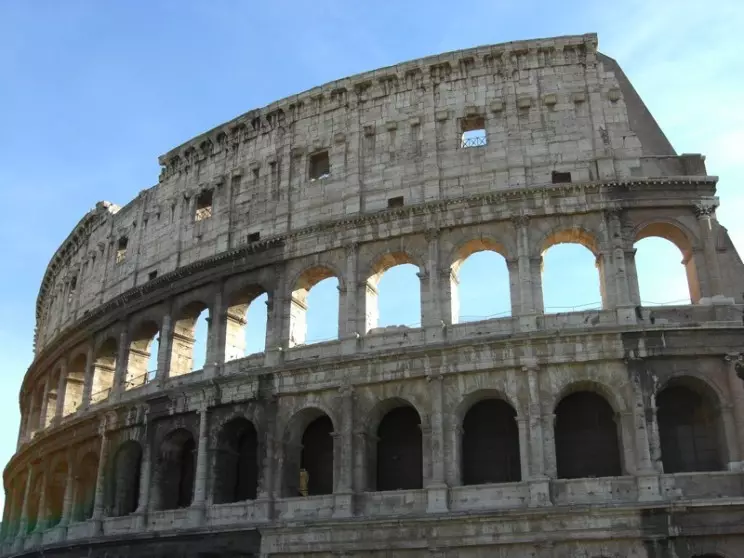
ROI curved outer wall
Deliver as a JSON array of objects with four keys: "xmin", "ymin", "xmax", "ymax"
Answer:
[{"xmin": 4, "ymin": 32, "xmax": 744, "ymax": 558}]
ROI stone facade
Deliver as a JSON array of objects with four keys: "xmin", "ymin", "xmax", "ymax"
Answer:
[{"xmin": 3, "ymin": 33, "xmax": 744, "ymax": 558}]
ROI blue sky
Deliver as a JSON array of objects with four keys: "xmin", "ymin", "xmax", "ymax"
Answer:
[{"xmin": 1, "ymin": 1, "xmax": 742, "ymax": 511}]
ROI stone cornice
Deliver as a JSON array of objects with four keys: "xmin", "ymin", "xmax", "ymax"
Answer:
[{"xmin": 27, "ymin": 176, "xmax": 718, "ymax": 396}]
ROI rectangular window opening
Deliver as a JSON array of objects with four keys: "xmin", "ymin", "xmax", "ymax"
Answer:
[
  {"xmin": 387, "ymin": 196, "xmax": 404, "ymax": 208},
  {"xmin": 116, "ymin": 237, "xmax": 128, "ymax": 264},
  {"xmin": 460, "ymin": 117, "xmax": 487, "ymax": 148},
  {"xmin": 68, "ymin": 275, "xmax": 78, "ymax": 303},
  {"xmin": 552, "ymin": 171, "xmax": 572, "ymax": 184},
  {"xmin": 195, "ymin": 189, "xmax": 214, "ymax": 222},
  {"xmin": 309, "ymin": 151, "xmax": 330, "ymax": 181},
  {"xmin": 148, "ymin": 270, "xmax": 158, "ymax": 281},
  {"xmin": 248, "ymin": 232, "xmax": 261, "ymax": 242}
]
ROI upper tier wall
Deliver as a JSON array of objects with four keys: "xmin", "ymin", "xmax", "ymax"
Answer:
[{"xmin": 33, "ymin": 33, "xmax": 704, "ymax": 354}]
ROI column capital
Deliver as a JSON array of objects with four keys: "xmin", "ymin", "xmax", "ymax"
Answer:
[
  {"xmin": 511, "ymin": 214, "xmax": 530, "ymax": 228},
  {"xmin": 694, "ymin": 199, "xmax": 718, "ymax": 219}
]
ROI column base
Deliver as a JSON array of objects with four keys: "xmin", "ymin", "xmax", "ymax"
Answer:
[
  {"xmin": 49, "ymin": 523, "xmax": 68, "ymax": 544},
  {"xmin": 528, "ymin": 478, "xmax": 552, "ymax": 507},
  {"xmin": 426, "ymin": 484, "xmax": 449, "ymax": 513},
  {"xmin": 89, "ymin": 517, "xmax": 104, "ymax": 537},
  {"xmin": 517, "ymin": 315, "xmax": 538, "ymax": 333},
  {"xmin": 28, "ymin": 529, "xmax": 42, "ymax": 548},
  {"xmin": 728, "ymin": 461, "xmax": 744, "ymax": 472},
  {"xmin": 265, "ymin": 348, "xmax": 283, "ymax": 367},
  {"xmin": 12, "ymin": 534, "xmax": 25, "ymax": 553},
  {"xmin": 637, "ymin": 473, "xmax": 662, "ymax": 502},
  {"xmin": 132, "ymin": 510, "xmax": 148, "ymax": 531},
  {"xmin": 424, "ymin": 324, "xmax": 447, "ymax": 344},
  {"xmin": 332, "ymin": 492, "xmax": 354, "ymax": 518},
  {"xmin": 340, "ymin": 335, "xmax": 360, "ymax": 356},
  {"xmin": 188, "ymin": 504, "xmax": 207, "ymax": 528},
  {"xmin": 254, "ymin": 497, "xmax": 274, "ymax": 522}
]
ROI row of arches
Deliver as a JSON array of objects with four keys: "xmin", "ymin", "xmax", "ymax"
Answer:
[{"xmin": 19, "ymin": 379, "xmax": 727, "ymax": 529}]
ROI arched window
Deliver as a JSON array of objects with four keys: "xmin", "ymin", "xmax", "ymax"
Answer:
[
  {"xmin": 42, "ymin": 369, "xmax": 60, "ymax": 429},
  {"xmin": 289, "ymin": 267, "xmax": 339, "ymax": 346},
  {"xmin": 542, "ymin": 229, "xmax": 603, "ymax": 313},
  {"xmin": 555, "ymin": 391, "xmax": 621, "ymax": 479},
  {"xmin": 366, "ymin": 253, "xmax": 421, "ymax": 332},
  {"xmin": 45, "ymin": 461, "xmax": 68, "ymax": 527},
  {"xmin": 110, "ymin": 441, "xmax": 142, "ymax": 516},
  {"xmin": 91, "ymin": 338, "xmax": 117, "ymax": 404},
  {"xmin": 462, "ymin": 399, "xmax": 520, "ymax": 484},
  {"xmin": 213, "ymin": 418, "xmax": 259, "ymax": 504},
  {"xmin": 281, "ymin": 409, "xmax": 334, "ymax": 497},
  {"xmin": 63, "ymin": 353, "xmax": 86, "ymax": 416},
  {"xmin": 376, "ymin": 405, "xmax": 422, "ymax": 491},
  {"xmin": 157, "ymin": 429, "xmax": 196, "ymax": 510},
  {"xmin": 170, "ymin": 301, "xmax": 209, "ymax": 376},
  {"xmin": 451, "ymin": 240, "xmax": 511, "ymax": 322},
  {"xmin": 127, "ymin": 321, "xmax": 160, "ymax": 389},
  {"xmin": 224, "ymin": 285, "xmax": 268, "ymax": 360},
  {"xmin": 634, "ymin": 223, "xmax": 696, "ymax": 305},
  {"xmin": 657, "ymin": 382, "xmax": 724, "ymax": 473},
  {"xmin": 74, "ymin": 452, "xmax": 98, "ymax": 521}
]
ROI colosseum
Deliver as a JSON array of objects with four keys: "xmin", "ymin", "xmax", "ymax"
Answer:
[{"xmin": 2, "ymin": 32, "xmax": 744, "ymax": 558}]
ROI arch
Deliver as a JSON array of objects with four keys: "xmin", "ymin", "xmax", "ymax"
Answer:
[
  {"xmin": 91, "ymin": 337, "xmax": 117, "ymax": 404},
  {"xmin": 213, "ymin": 417, "xmax": 259, "ymax": 504},
  {"xmin": 224, "ymin": 284, "xmax": 268, "ymax": 360},
  {"xmin": 555, "ymin": 391, "xmax": 622, "ymax": 479},
  {"xmin": 450, "ymin": 238, "xmax": 512, "ymax": 323},
  {"xmin": 44, "ymin": 459, "xmax": 68, "ymax": 527},
  {"xmin": 63, "ymin": 352, "xmax": 86, "ymax": 416},
  {"xmin": 170, "ymin": 300, "xmax": 210, "ymax": 377},
  {"xmin": 657, "ymin": 377, "xmax": 725, "ymax": 473},
  {"xmin": 461, "ymin": 398, "xmax": 521, "ymax": 485},
  {"xmin": 365, "ymin": 252, "xmax": 422, "ymax": 332},
  {"xmin": 73, "ymin": 452, "xmax": 98, "ymax": 521},
  {"xmin": 634, "ymin": 221, "xmax": 699, "ymax": 304},
  {"xmin": 126, "ymin": 320, "xmax": 160, "ymax": 389},
  {"xmin": 281, "ymin": 407, "xmax": 335, "ymax": 497},
  {"xmin": 156, "ymin": 428, "xmax": 196, "ymax": 510},
  {"xmin": 375, "ymin": 402, "xmax": 422, "ymax": 491},
  {"xmin": 541, "ymin": 227, "xmax": 604, "ymax": 312},
  {"xmin": 551, "ymin": 379, "xmax": 628, "ymax": 417},
  {"xmin": 110, "ymin": 440, "xmax": 142, "ymax": 516},
  {"xmin": 289, "ymin": 265, "xmax": 340, "ymax": 347}
]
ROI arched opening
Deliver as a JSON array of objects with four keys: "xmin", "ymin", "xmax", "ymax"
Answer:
[
  {"xmin": 156, "ymin": 428, "xmax": 196, "ymax": 510},
  {"xmin": 451, "ymin": 240, "xmax": 511, "ymax": 323},
  {"xmin": 541, "ymin": 230, "xmax": 603, "ymax": 313},
  {"xmin": 42, "ymin": 369, "xmax": 60, "ymax": 429},
  {"xmin": 45, "ymin": 461, "xmax": 68, "ymax": 527},
  {"xmin": 225, "ymin": 286, "xmax": 268, "ymax": 360},
  {"xmin": 126, "ymin": 321, "xmax": 160, "ymax": 389},
  {"xmin": 28, "ymin": 386, "xmax": 43, "ymax": 437},
  {"xmin": 289, "ymin": 267, "xmax": 339, "ymax": 346},
  {"xmin": 462, "ymin": 399, "xmax": 520, "ymax": 484},
  {"xmin": 282, "ymin": 409, "xmax": 334, "ymax": 497},
  {"xmin": 73, "ymin": 452, "xmax": 98, "ymax": 521},
  {"xmin": 170, "ymin": 301, "xmax": 209, "ymax": 376},
  {"xmin": 366, "ymin": 253, "xmax": 421, "ymax": 332},
  {"xmin": 376, "ymin": 404, "xmax": 422, "ymax": 491},
  {"xmin": 555, "ymin": 391, "xmax": 622, "ymax": 479},
  {"xmin": 213, "ymin": 418, "xmax": 259, "ymax": 504},
  {"xmin": 63, "ymin": 353, "xmax": 86, "ymax": 416},
  {"xmin": 635, "ymin": 223, "xmax": 696, "ymax": 305},
  {"xmin": 91, "ymin": 337, "xmax": 117, "ymax": 404},
  {"xmin": 110, "ymin": 441, "xmax": 142, "ymax": 516},
  {"xmin": 657, "ymin": 380, "xmax": 724, "ymax": 473}
]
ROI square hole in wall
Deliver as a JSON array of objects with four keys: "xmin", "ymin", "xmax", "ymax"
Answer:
[
  {"xmin": 551, "ymin": 171, "xmax": 572, "ymax": 184},
  {"xmin": 195, "ymin": 189, "xmax": 213, "ymax": 221},
  {"xmin": 148, "ymin": 270, "xmax": 158, "ymax": 281},
  {"xmin": 115, "ymin": 237, "xmax": 128, "ymax": 264},
  {"xmin": 309, "ymin": 150, "xmax": 330, "ymax": 181},
  {"xmin": 248, "ymin": 232, "xmax": 261, "ymax": 242},
  {"xmin": 460, "ymin": 116, "xmax": 487, "ymax": 148},
  {"xmin": 387, "ymin": 196, "xmax": 404, "ymax": 208}
]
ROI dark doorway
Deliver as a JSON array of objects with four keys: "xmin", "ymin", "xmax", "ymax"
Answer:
[
  {"xmin": 158, "ymin": 429, "xmax": 196, "ymax": 510},
  {"xmin": 555, "ymin": 391, "xmax": 622, "ymax": 479},
  {"xmin": 376, "ymin": 405, "xmax": 422, "ymax": 491},
  {"xmin": 300, "ymin": 415, "xmax": 334, "ymax": 495},
  {"xmin": 111, "ymin": 441, "xmax": 142, "ymax": 516},
  {"xmin": 657, "ymin": 384, "xmax": 723, "ymax": 473},
  {"xmin": 214, "ymin": 418, "xmax": 259, "ymax": 503},
  {"xmin": 462, "ymin": 399, "xmax": 521, "ymax": 484}
]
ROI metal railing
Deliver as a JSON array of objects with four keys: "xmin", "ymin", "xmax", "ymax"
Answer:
[
  {"xmin": 90, "ymin": 387, "xmax": 111, "ymax": 404},
  {"xmin": 124, "ymin": 370, "xmax": 158, "ymax": 391},
  {"xmin": 460, "ymin": 135, "xmax": 487, "ymax": 148}
]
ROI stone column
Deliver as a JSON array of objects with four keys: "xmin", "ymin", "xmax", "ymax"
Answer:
[
  {"xmin": 426, "ymin": 373, "xmax": 448, "ymax": 513},
  {"xmin": 190, "ymin": 405, "xmax": 210, "ymax": 526},
  {"xmin": 524, "ymin": 364, "xmax": 550, "ymax": 506},
  {"xmin": 606, "ymin": 210, "xmax": 633, "ymax": 312},
  {"xmin": 255, "ymin": 408, "xmax": 276, "ymax": 520},
  {"xmin": 24, "ymin": 393, "xmax": 35, "ymax": 442},
  {"xmin": 333, "ymin": 385, "xmax": 354, "ymax": 518},
  {"xmin": 694, "ymin": 202, "xmax": 723, "ymax": 297},
  {"xmin": 646, "ymin": 397, "xmax": 663, "ymax": 472},
  {"xmin": 90, "ymin": 423, "xmax": 110, "ymax": 534},
  {"xmin": 512, "ymin": 216, "xmax": 537, "ymax": 323},
  {"xmin": 59, "ymin": 449, "xmax": 75, "ymax": 529},
  {"xmin": 156, "ymin": 310, "xmax": 173, "ymax": 384},
  {"xmin": 631, "ymin": 375, "xmax": 661, "ymax": 501},
  {"xmin": 1, "ymin": 486, "xmax": 11, "ymax": 542},
  {"xmin": 111, "ymin": 328, "xmax": 130, "ymax": 400},
  {"xmin": 542, "ymin": 413, "xmax": 557, "ymax": 479},
  {"xmin": 339, "ymin": 243, "xmax": 360, "ymax": 340},
  {"xmin": 724, "ymin": 353, "xmax": 744, "ymax": 469},
  {"xmin": 81, "ymin": 344, "xmax": 95, "ymax": 409},
  {"xmin": 204, "ymin": 288, "xmax": 225, "ymax": 377},
  {"xmin": 720, "ymin": 403, "xmax": 741, "ymax": 467},
  {"xmin": 30, "ymin": 466, "xmax": 47, "ymax": 543},
  {"xmin": 530, "ymin": 256, "xmax": 545, "ymax": 314},
  {"xmin": 53, "ymin": 360, "xmax": 67, "ymax": 425},
  {"xmin": 625, "ymin": 248, "xmax": 641, "ymax": 306},
  {"xmin": 133, "ymin": 432, "xmax": 152, "ymax": 529},
  {"xmin": 38, "ymin": 376, "xmax": 51, "ymax": 431},
  {"xmin": 352, "ymin": 430, "xmax": 368, "ymax": 493},
  {"xmin": 14, "ymin": 464, "xmax": 34, "ymax": 548},
  {"xmin": 420, "ymin": 229, "xmax": 449, "ymax": 337},
  {"xmin": 265, "ymin": 265, "xmax": 287, "ymax": 366},
  {"xmin": 618, "ymin": 410, "xmax": 637, "ymax": 475}
]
